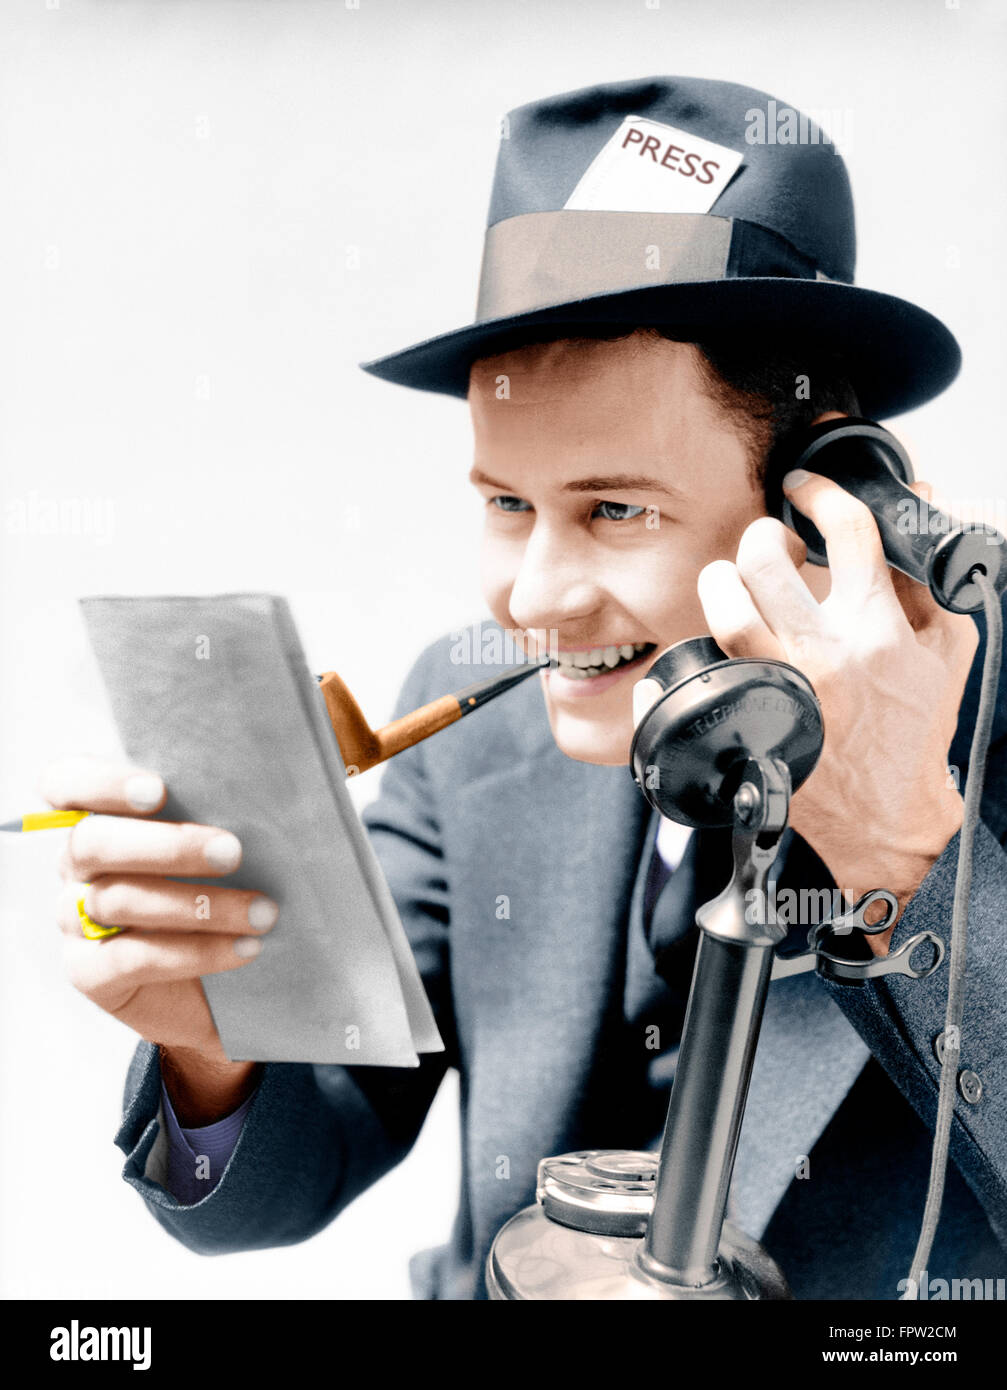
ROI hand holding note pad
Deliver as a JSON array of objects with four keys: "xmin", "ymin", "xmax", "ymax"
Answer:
[{"xmin": 80, "ymin": 594, "xmax": 443, "ymax": 1067}]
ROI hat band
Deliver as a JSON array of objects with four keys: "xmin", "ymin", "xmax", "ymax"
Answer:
[{"xmin": 475, "ymin": 211, "xmax": 836, "ymax": 322}]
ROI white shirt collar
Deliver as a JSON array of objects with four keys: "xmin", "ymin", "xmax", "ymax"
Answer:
[{"xmin": 655, "ymin": 815, "xmax": 694, "ymax": 873}]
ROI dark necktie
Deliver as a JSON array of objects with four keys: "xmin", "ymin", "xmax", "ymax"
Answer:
[
  {"xmin": 623, "ymin": 829, "xmax": 697, "ymax": 1028},
  {"xmin": 624, "ymin": 824, "xmax": 735, "ymax": 1096}
]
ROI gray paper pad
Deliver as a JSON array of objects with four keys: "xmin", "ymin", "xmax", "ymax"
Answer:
[{"xmin": 80, "ymin": 593, "xmax": 443, "ymax": 1066}]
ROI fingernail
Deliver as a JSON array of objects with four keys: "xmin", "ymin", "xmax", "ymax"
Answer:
[
  {"xmin": 125, "ymin": 773, "xmax": 164, "ymax": 812},
  {"xmin": 782, "ymin": 469, "xmax": 812, "ymax": 491},
  {"xmin": 233, "ymin": 936, "xmax": 262, "ymax": 959},
  {"xmin": 247, "ymin": 896, "xmax": 279, "ymax": 930},
  {"xmin": 205, "ymin": 832, "xmax": 242, "ymax": 871}
]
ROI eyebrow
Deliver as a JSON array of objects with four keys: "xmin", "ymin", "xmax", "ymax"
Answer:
[{"xmin": 469, "ymin": 468, "xmax": 687, "ymax": 501}]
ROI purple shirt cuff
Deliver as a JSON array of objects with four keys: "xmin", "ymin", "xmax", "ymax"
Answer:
[{"xmin": 160, "ymin": 1081, "xmax": 256, "ymax": 1205}]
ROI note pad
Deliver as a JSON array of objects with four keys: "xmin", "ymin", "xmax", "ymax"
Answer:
[{"xmin": 80, "ymin": 593, "xmax": 443, "ymax": 1067}]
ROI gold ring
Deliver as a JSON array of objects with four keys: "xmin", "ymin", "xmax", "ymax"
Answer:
[{"xmin": 76, "ymin": 887, "xmax": 123, "ymax": 941}]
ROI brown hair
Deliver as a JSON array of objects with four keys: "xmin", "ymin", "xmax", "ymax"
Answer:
[{"xmin": 684, "ymin": 333, "xmax": 861, "ymax": 486}]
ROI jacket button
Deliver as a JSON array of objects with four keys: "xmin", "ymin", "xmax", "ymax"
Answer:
[
  {"xmin": 958, "ymin": 1070, "xmax": 983, "ymax": 1105},
  {"xmin": 932, "ymin": 1029, "xmax": 963, "ymax": 1067},
  {"xmin": 932, "ymin": 1031, "xmax": 962, "ymax": 1065}
]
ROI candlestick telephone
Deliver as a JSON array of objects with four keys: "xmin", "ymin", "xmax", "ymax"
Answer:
[{"xmin": 488, "ymin": 416, "xmax": 1006, "ymax": 1300}]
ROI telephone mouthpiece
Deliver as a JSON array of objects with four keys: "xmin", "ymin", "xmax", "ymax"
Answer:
[{"xmin": 629, "ymin": 637, "xmax": 824, "ymax": 827}]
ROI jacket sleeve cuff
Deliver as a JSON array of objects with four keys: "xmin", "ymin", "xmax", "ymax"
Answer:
[
  {"xmin": 114, "ymin": 1040, "xmax": 402, "ymax": 1254},
  {"xmin": 822, "ymin": 820, "xmax": 1007, "ymax": 1239}
]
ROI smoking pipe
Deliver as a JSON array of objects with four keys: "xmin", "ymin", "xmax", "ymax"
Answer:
[{"xmin": 317, "ymin": 661, "xmax": 547, "ymax": 774}]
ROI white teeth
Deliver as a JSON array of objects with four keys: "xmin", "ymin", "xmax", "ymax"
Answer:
[{"xmin": 553, "ymin": 642, "xmax": 655, "ymax": 681}]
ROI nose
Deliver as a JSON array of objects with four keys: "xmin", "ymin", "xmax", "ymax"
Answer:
[{"xmin": 505, "ymin": 517, "xmax": 607, "ymax": 633}]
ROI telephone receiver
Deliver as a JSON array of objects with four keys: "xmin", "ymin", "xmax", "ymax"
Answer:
[
  {"xmin": 764, "ymin": 414, "xmax": 1006, "ymax": 614},
  {"xmin": 631, "ymin": 415, "xmax": 1007, "ymax": 828}
]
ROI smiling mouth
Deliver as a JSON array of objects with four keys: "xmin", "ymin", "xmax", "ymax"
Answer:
[{"xmin": 549, "ymin": 642, "xmax": 657, "ymax": 680}]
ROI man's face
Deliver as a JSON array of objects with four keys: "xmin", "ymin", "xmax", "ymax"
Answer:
[{"xmin": 469, "ymin": 332, "xmax": 772, "ymax": 766}]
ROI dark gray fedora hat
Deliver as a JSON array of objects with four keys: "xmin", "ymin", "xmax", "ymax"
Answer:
[{"xmin": 360, "ymin": 76, "xmax": 960, "ymax": 419}]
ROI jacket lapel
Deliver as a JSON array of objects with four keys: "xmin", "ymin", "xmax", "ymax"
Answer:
[{"xmin": 444, "ymin": 681, "xmax": 650, "ymax": 1253}]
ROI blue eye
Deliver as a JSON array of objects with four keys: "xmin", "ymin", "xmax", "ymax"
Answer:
[
  {"xmin": 594, "ymin": 501, "xmax": 646, "ymax": 521},
  {"xmin": 491, "ymin": 495, "xmax": 532, "ymax": 513}
]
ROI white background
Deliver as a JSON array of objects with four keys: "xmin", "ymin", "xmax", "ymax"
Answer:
[{"xmin": 1, "ymin": 0, "xmax": 1004, "ymax": 1299}]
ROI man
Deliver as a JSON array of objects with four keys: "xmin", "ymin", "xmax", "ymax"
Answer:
[{"xmin": 45, "ymin": 78, "xmax": 1006, "ymax": 1299}]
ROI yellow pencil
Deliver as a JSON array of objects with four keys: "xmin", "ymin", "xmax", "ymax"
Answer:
[{"xmin": 0, "ymin": 810, "xmax": 91, "ymax": 832}]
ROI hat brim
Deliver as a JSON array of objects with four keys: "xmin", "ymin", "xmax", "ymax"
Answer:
[{"xmin": 359, "ymin": 278, "xmax": 960, "ymax": 420}]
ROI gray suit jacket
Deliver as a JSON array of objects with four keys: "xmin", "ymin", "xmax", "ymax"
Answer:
[{"xmin": 115, "ymin": 608, "xmax": 1007, "ymax": 1299}]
